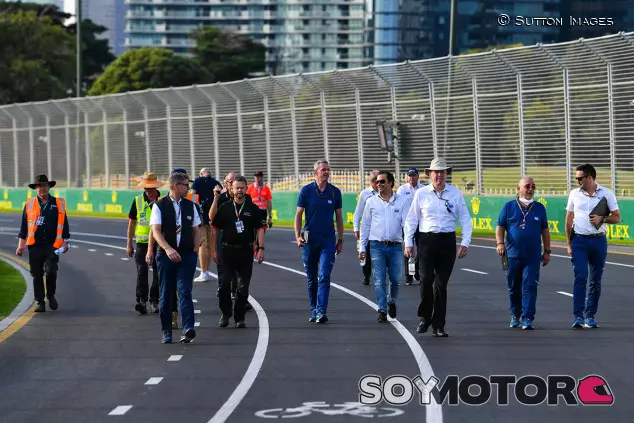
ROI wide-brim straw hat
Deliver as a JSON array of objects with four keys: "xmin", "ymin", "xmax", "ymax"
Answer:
[
  {"xmin": 424, "ymin": 158, "xmax": 452, "ymax": 176},
  {"xmin": 137, "ymin": 172, "xmax": 161, "ymax": 189}
]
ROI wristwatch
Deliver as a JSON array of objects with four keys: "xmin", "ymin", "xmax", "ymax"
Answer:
[
  {"xmin": 543, "ymin": 250, "xmax": 551, "ymax": 254},
  {"xmin": 258, "ymin": 247, "xmax": 265, "ymax": 251}
]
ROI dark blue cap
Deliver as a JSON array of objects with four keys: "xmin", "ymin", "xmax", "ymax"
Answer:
[
  {"xmin": 171, "ymin": 168, "xmax": 187, "ymax": 175},
  {"xmin": 407, "ymin": 168, "xmax": 419, "ymax": 176}
]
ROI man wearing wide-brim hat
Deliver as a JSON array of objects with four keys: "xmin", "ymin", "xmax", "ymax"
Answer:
[
  {"xmin": 17, "ymin": 174, "xmax": 71, "ymax": 312},
  {"xmin": 126, "ymin": 172, "xmax": 162, "ymax": 316},
  {"xmin": 404, "ymin": 158, "xmax": 473, "ymax": 337}
]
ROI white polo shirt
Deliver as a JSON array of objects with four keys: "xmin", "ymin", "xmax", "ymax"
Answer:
[
  {"xmin": 359, "ymin": 192, "xmax": 410, "ymax": 252},
  {"xmin": 566, "ymin": 183, "xmax": 618, "ymax": 235}
]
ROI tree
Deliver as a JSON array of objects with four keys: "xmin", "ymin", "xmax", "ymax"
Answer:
[
  {"xmin": 190, "ymin": 26, "xmax": 266, "ymax": 83},
  {"xmin": 0, "ymin": 10, "xmax": 75, "ymax": 104},
  {"xmin": 88, "ymin": 47, "xmax": 213, "ymax": 96}
]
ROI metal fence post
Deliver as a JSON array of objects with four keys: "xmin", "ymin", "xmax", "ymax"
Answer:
[
  {"xmin": 125, "ymin": 93, "xmax": 151, "ymax": 173},
  {"xmin": 102, "ymin": 106, "xmax": 110, "ymax": 188},
  {"xmin": 24, "ymin": 110, "xmax": 35, "ymax": 184},
  {"xmin": 196, "ymin": 87, "xmax": 220, "ymax": 179},
  {"xmin": 45, "ymin": 114, "xmax": 53, "ymax": 180},
  {"xmin": 173, "ymin": 88, "xmax": 196, "ymax": 177},
  {"xmin": 406, "ymin": 61, "xmax": 438, "ymax": 159},
  {"xmin": 118, "ymin": 99, "xmax": 131, "ymax": 188},
  {"xmin": 0, "ymin": 108, "xmax": 19, "ymax": 187},
  {"xmin": 84, "ymin": 110, "xmax": 91, "ymax": 188},
  {"xmin": 166, "ymin": 105, "xmax": 173, "ymax": 173},
  {"xmin": 220, "ymin": 84, "xmax": 244, "ymax": 176},
  {"xmin": 370, "ymin": 66, "xmax": 399, "ymax": 177},
  {"xmin": 246, "ymin": 80, "xmax": 272, "ymax": 186},
  {"xmin": 270, "ymin": 76, "xmax": 300, "ymax": 189},
  {"xmin": 334, "ymin": 70, "xmax": 364, "ymax": 191},
  {"xmin": 299, "ymin": 74, "xmax": 329, "ymax": 162},
  {"xmin": 471, "ymin": 78, "xmax": 483, "ymax": 195},
  {"xmin": 49, "ymin": 101, "xmax": 72, "ymax": 187}
]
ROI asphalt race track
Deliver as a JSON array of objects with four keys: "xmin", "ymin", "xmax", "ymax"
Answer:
[{"xmin": 0, "ymin": 213, "xmax": 633, "ymax": 423}]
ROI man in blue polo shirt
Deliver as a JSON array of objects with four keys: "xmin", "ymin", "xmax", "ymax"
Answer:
[
  {"xmin": 496, "ymin": 177, "xmax": 551, "ymax": 330},
  {"xmin": 294, "ymin": 160, "xmax": 344, "ymax": 323}
]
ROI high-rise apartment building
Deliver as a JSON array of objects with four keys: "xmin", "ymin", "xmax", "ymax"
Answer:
[{"xmin": 125, "ymin": 0, "xmax": 369, "ymax": 75}]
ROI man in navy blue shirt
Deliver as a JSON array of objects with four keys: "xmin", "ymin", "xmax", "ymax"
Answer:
[
  {"xmin": 294, "ymin": 160, "xmax": 344, "ymax": 323},
  {"xmin": 496, "ymin": 177, "xmax": 551, "ymax": 330}
]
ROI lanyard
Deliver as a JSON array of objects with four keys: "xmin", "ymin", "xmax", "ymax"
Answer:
[
  {"xmin": 39, "ymin": 199, "xmax": 51, "ymax": 216},
  {"xmin": 516, "ymin": 199, "xmax": 534, "ymax": 229},
  {"xmin": 233, "ymin": 201, "xmax": 245, "ymax": 220}
]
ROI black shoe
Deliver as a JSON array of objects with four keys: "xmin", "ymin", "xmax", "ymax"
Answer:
[
  {"xmin": 135, "ymin": 301, "xmax": 148, "ymax": 315},
  {"xmin": 316, "ymin": 315, "xmax": 328, "ymax": 324},
  {"xmin": 414, "ymin": 273, "xmax": 421, "ymax": 282},
  {"xmin": 48, "ymin": 297, "xmax": 58, "ymax": 311},
  {"xmin": 417, "ymin": 319, "xmax": 431, "ymax": 333},
  {"xmin": 405, "ymin": 276, "xmax": 413, "ymax": 286},
  {"xmin": 235, "ymin": 321, "xmax": 246, "ymax": 328},
  {"xmin": 377, "ymin": 311, "xmax": 387, "ymax": 323},
  {"xmin": 387, "ymin": 303, "xmax": 396, "ymax": 319},
  {"xmin": 218, "ymin": 315, "xmax": 230, "ymax": 328},
  {"xmin": 34, "ymin": 302, "xmax": 46, "ymax": 312},
  {"xmin": 245, "ymin": 302, "xmax": 253, "ymax": 311},
  {"xmin": 180, "ymin": 329, "xmax": 196, "ymax": 343},
  {"xmin": 433, "ymin": 327, "xmax": 449, "ymax": 337},
  {"xmin": 363, "ymin": 277, "xmax": 370, "ymax": 285}
]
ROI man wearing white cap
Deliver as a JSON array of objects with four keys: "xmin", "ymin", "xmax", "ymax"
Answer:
[
  {"xmin": 397, "ymin": 168, "xmax": 425, "ymax": 285},
  {"xmin": 404, "ymin": 158, "xmax": 473, "ymax": 337}
]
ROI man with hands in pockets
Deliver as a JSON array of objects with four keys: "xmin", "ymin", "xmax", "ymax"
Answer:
[
  {"xmin": 359, "ymin": 171, "xmax": 409, "ymax": 323},
  {"xmin": 404, "ymin": 158, "xmax": 472, "ymax": 337}
]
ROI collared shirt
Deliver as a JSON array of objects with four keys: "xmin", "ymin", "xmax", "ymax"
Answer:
[
  {"xmin": 150, "ymin": 195, "xmax": 201, "ymax": 247},
  {"xmin": 566, "ymin": 183, "xmax": 619, "ymax": 235},
  {"xmin": 359, "ymin": 192, "xmax": 409, "ymax": 252},
  {"xmin": 404, "ymin": 183, "xmax": 473, "ymax": 247},
  {"xmin": 396, "ymin": 182, "xmax": 425, "ymax": 209},
  {"xmin": 497, "ymin": 199, "xmax": 548, "ymax": 259},
  {"xmin": 353, "ymin": 187, "xmax": 377, "ymax": 231},
  {"xmin": 128, "ymin": 191, "xmax": 161, "ymax": 220},
  {"xmin": 297, "ymin": 181, "xmax": 343, "ymax": 244}
]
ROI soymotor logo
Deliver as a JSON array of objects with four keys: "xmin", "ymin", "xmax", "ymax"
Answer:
[{"xmin": 359, "ymin": 374, "xmax": 614, "ymax": 407}]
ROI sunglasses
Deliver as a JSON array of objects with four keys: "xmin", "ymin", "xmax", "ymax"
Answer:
[
  {"xmin": 576, "ymin": 176, "xmax": 587, "ymax": 182},
  {"xmin": 376, "ymin": 179, "xmax": 388, "ymax": 184}
]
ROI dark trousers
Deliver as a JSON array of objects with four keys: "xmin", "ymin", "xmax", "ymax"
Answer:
[
  {"xmin": 28, "ymin": 244, "xmax": 58, "ymax": 304},
  {"xmin": 417, "ymin": 232, "xmax": 457, "ymax": 329},
  {"xmin": 404, "ymin": 230, "xmax": 421, "ymax": 281},
  {"xmin": 218, "ymin": 244, "xmax": 254, "ymax": 323},
  {"xmin": 135, "ymin": 242, "xmax": 159, "ymax": 304},
  {"xmin": 156, "ymin": 251, "xmax": 197, "ymax": 333},
  {"xmin": 362, "ymin": 241, "xmax": 372, "ymax": 279}
]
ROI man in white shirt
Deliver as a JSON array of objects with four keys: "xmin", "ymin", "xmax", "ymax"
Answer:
[
  {"xmin": 397, "ymin": 168, "xmax": 426, "ymax": 284},
  {"xmin": 150, "ymin": 172, "xmax": 201, "ymax": 344},
  {"xmin": 360, "ymin": 171, "xmax": 409, "ymax": 323},
  {"xmin": 353, "ymin": 169, "xmax": 380, "ymax": 285},
  {"xmin": 404, "ymin": 158, "xmax": 473, "ymax": 337},
  {"xmin": 565, "ymin": 163, "xmax": 620, "ymax": 329}
]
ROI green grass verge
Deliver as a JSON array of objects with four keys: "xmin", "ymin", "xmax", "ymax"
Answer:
[{"xmin": 0, "ymin": 260, "xmax": 26, "ymax": 321}]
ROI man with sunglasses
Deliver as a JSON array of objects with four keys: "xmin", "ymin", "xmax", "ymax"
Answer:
[
  {"xmin": 496, "ymin": 177, "xmax": 551, "ymax": 330},
  {"xmin": 404, "ymin": 158, "xmax": 472, "ymax": 337},
  {"xmin": 359, "ymin": 171, "xmax": 409, "ymax": 323},
  {"xmin": 565, "ymin": 164, "xmax": 620, "ymax": 329}
]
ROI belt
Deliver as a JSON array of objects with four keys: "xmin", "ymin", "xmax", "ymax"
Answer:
[
  {"xmin": 371, "ymin": 240, "xmax": 402, "ymax": 246},
  {"xmin": 222, "ymin": 242, "xmax": 253, "ymax": 248},
  {"xmin": 577, "ymin": 233, "xmax": 605, "ymax": 238}
]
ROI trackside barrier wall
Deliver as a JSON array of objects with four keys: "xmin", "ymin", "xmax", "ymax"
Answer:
[{"xmin": 1, "ymin": 188, "xmax": 631, "ymax": 243}]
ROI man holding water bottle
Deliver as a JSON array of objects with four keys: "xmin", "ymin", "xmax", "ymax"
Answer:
[
  {"xmin": 17, "ymin": 175, "xmax": 71, "ymax": 312},
  {"xmin": 359, "ymin": 171, "xmax": 409, "ymax": 323}
]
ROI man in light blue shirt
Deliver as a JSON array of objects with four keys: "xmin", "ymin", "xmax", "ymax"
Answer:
[
  {"xmin": 353, "ymin": 170, "xmax": 379, "ymax": 285},
  {"xmin": 360, "ymin": 171, "xmax": 409, "ymax": 323}
]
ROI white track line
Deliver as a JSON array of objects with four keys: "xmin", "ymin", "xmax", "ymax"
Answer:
[
  {"xmin": 261, "ymin": 260, "xmax": 443, "ymax": 423},
  {"xmin": 193, "ymin": 299, "xmax": 198, "ymax": 303},
  {"xmin": 145, "ymin": 377, "xmax": 164, "ymax": 385},
  {"xmin": 194, "ymin": 310, "xmax": 201, "ymax": 314},
  {"xmin": 557, "ymin": 291, "xmax": 573, "ymax": 297},
  {"xmin": 167, "ymin": 355, "xmax": 182, "ymax": 362},
  {"xmin": 108, "ymin": 405, "xmax": 132, "ymax": 416},
  {"xmin": 461, "ymin": 268, "xmax": 488, "ymax": 275},
  {"xmin": 105, "ymin": 253, "xmax": 113, "ymax": 256},
  {"xmin": 195, "ymin": 322, "xmax": 200, "ymax": 327},
  {"xmin": 67, "ymin": 237, "xmax": 269, "ymax": 423}
]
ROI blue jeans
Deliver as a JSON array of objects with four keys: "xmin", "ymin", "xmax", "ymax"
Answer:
[
  {"xmin": 370, "ymin": 241, "xmax": 402, "ymax": 313},
  {"xmin": 506, "ymin": 257, "xmax": 540, "ymax": 320},
  {"xmin": 157, "ymin": 250, "xmax": 197, "ymax": 334},
  {"xmin": 571, "ymin": 235, "xmax": 607, "ymax": 318},
  {"xmin": 302, "ymin": 238, "xmax": 336, "ymax": 316}
]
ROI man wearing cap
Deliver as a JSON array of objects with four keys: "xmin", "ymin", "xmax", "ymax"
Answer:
[
  {"xmin": 353, "ymin": 170, "xmax": 379, "ymax": 285},
  {"xmin": 247, "ymin": 171, "xmax": 273, "ymax": 253},
  {"xmin": 17, "ymin": 175, "xmax": 70, "ymax": 312},
  {"xmin": 191, "ymin": 167, "xmax": 222, "ymax": 283},
  {"xmin": 397, "ymin": 168, "xmax": 426, "ymax": 285},
  {"xmin": 404, "ymin": 158, "xmax": 473, "ymax": 337},
  {"xmin": 126, "ymin": 172, "xmax": 162, "ymax": 315}
]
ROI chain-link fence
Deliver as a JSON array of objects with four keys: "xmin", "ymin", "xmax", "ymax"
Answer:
[{"xmin": 2, "ymin": 32, "xmax": 634, "ymax": 196}]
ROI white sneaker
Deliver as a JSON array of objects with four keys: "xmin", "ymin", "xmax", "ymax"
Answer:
[
  {"xmin": 194, "ymin": 273, "xmax": 211, "ymax": 282},
  {"xmin": 205, "ymin": 271, "xmax": 215, "ymax": 279}
]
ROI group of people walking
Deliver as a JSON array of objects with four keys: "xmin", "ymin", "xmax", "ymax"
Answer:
[{"xmin": 15, "ymin": 159, "xmax": 620, "ymax": 342}]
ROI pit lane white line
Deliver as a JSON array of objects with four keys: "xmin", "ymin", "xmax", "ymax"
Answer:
[
  {"xmin": 108, "ymin": 405, "xmax": 133, "ymax": 415},
  {"xmin": 145, "ymin": 377, "xmax": 164, "ymax": 385},
  {"xmin": 461, "ymin": 268, "xmax": 488, "ymax": 275},
  {"xmin": 63, "ymin": 237, "xmax": 269, "ymax": 423},
  {"xmin": 557, "ymin": 291, "xmax": 574, "ymax": 297}
]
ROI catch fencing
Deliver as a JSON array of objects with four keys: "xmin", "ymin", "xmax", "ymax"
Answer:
[{"xmin": 1, "ymin": 32, "xmax": 634, "ymax": 196}]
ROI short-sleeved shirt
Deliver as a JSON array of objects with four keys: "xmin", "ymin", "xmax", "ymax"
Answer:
[
  {"xmin": 150, "ymin": 196, "xmax": 201, "ymax": 247},
  {"xmin": 211, "ymin": 197, "xmax": 267, "ymax": 245},
  {"xmin": 497, "ymin": 199, "xmax": 548, "ymax": 260},
  {"xmin": 566, "ymin": 183, "xmax": 619, "ymax": 235},
  {"xmin": 128, "ymin": 191, "xmax": 161, "ymax": 220},
  {"xmin": 297, "ymin": 181, "xmax": 343, "ymax": 245},
  {"xmin": 246, "ymin": 183, "xmax": 272, "ymax": 210},
  {"xmin": 192, "ymin": 176, "xmax": 222, "ymax": 222}
]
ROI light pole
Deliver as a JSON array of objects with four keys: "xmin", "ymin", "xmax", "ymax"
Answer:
[{"xmin": 443, "ymin": 0, "xmax": 458, "ymax": 157}]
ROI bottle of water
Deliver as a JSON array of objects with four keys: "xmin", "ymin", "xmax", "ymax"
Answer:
[
  {"xmin": 54, "ymin": 247, "xmax": 65, "ymax": 256},
  {"xmin": 408, "ymin": 257, "xmax": 416, "ymax": 275},
  {"xmin": 358, "ymin": 240, "xmax": 365, "ymax": 266}
]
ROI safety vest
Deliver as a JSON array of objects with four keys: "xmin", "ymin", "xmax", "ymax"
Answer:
[
  {"xmin": 135, "ymin": 193, "xmax": 160, "ymax": 243},
  {"xmin": 26, "ymin": 197, "xmax": 66, "ymax": 248},
  {"xmin": 187, "ymin": 193, "xmax": 199, "ymax": 203}
]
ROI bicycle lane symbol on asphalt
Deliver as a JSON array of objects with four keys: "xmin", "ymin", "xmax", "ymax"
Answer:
[{"xmin": 254, "ymin": 401, "xmax": 405, "ymax": 418}]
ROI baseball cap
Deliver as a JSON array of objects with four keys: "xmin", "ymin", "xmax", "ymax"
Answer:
[
  {"xmin": 254, "ymin": 170, "xmax": 264, "ymax": 176},
  {"xmin": 171, "ymin": 168, "xmax": 188, "ymax": 175},
  {"xmin": 407, "ymin": 168, "xmax": 419, "ymax": 176}
]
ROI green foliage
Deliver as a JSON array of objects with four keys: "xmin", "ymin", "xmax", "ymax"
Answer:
[
  {"xmin": 0, "ymin": 10, "xmax": 75, "ymax": 103},
  {"xmin": 190, "ymin": 26, "xmax": 265, "ymax": 83},
  {"xmin": 88, "ymin": 48, "xmax": 213, "ymax": 96}
]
